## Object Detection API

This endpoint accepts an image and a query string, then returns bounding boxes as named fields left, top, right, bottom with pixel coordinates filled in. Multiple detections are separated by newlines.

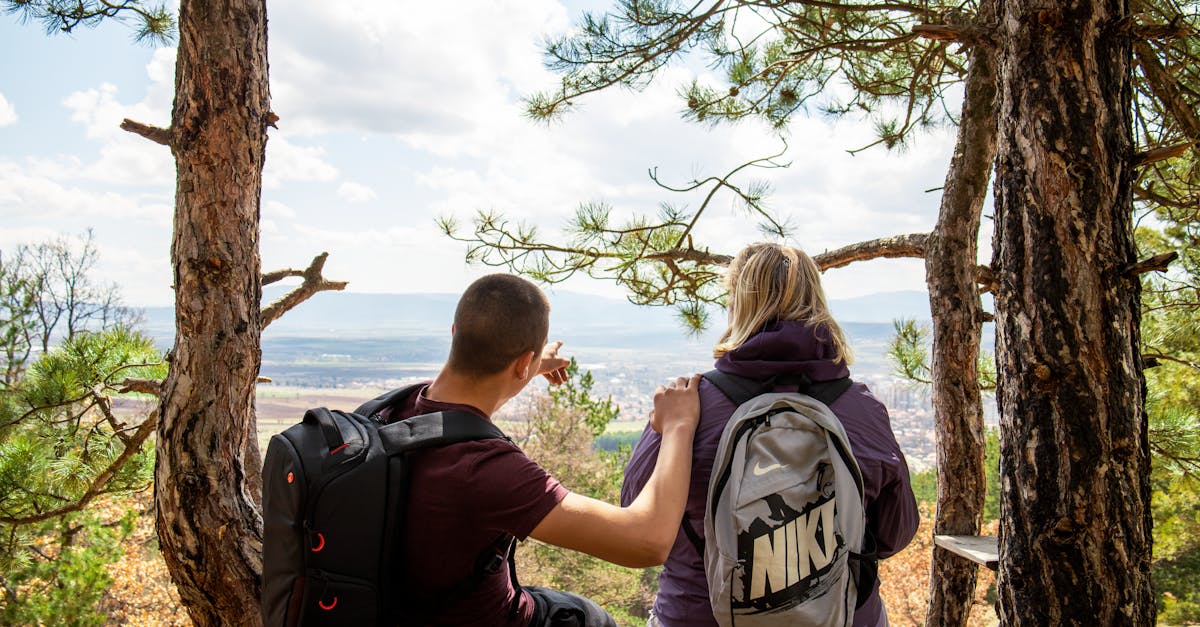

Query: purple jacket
left=620, top=320, right=919, bottom=627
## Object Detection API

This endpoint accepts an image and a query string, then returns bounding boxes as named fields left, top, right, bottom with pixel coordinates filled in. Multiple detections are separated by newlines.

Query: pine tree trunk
left=155, top=0, right=269, bottom=624
left=992, top=0, right=1153, bottom=623
left=924, top=29, right=998, bottom=627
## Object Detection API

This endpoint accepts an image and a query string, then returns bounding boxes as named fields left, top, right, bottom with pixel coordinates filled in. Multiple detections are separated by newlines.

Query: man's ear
left=512, top=350, right=536, bottom=381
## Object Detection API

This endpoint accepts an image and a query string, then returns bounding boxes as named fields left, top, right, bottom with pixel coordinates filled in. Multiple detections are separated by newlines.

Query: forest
left=2, top=0, right=1199, bottom=625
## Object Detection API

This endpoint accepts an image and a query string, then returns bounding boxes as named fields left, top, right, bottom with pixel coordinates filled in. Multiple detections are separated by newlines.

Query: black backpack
left=260, top=384, right=517, bottom=626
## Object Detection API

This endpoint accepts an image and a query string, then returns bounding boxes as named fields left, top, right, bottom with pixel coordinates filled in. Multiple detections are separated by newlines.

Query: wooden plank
left=934, top=534, right=999, bottom=571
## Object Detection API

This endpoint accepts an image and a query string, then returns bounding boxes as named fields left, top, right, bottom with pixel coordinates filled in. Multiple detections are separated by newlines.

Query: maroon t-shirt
left=386, top=385, right=568, bottom=627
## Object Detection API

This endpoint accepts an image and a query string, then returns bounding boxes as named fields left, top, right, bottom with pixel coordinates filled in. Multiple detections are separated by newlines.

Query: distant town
left=143, top=289, right=999, bottom=472
left=249, top=338, right=997, bottom=473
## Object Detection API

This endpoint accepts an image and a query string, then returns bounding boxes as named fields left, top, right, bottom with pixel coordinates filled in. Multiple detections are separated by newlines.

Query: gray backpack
left=697, top=371, right=877, bottom=627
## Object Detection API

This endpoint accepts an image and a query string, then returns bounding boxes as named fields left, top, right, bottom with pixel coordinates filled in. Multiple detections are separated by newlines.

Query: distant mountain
left=829, top=291, right=933, bottom=323
left=140, top=288, right=934, bottom=349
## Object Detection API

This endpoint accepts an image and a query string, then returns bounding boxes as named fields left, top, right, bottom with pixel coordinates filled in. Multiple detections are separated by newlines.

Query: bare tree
left=0, top=232, right=138, bottom=384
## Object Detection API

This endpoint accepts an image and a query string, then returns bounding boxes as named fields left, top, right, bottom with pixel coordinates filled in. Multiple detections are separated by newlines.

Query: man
left=381, top=273, right=701, bottom=626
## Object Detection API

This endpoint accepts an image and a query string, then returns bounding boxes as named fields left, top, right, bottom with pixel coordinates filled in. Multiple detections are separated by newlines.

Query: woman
left=621, top=242, right=919, bottom=627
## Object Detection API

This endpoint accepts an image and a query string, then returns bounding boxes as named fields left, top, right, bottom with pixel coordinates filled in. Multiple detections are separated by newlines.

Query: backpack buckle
left=481, top=550, right=507, bottom=575
left=476, top=535, right=514, bottom=576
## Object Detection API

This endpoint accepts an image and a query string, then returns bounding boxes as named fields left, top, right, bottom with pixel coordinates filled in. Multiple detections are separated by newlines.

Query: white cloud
left=269, top=221, right=493, bottom=295
left=337, top=181, right=378, bottom=203
left=264, top=137, right=339, bottom=188
left=268, top=0, right=568, bottom=145
left=91, top=240, right=172, bottom=306
left=2, top=0, right=969, bottom=307
left=264, top=200, right=298, bottom=219
left=0, top=159, right=172, bottom=226
left=60, top=47, right=177, bottom=187
left=0, top=92, right=16, bottom=127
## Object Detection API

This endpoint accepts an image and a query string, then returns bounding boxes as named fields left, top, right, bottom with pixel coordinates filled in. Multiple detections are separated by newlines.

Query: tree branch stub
left=912, top=23, right=995, bottom=47
left=261, top=252, right=349, bottom=328
left=1125, top=251, right=1179, bottom=276
left=1133, top=142, right=1194, bottom=166
left=120, top=118, right=172, bottom=147
left=118, top=377, right=164, bottom=396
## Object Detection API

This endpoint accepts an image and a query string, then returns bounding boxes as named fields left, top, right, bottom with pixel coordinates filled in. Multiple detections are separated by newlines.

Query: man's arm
left=529, top=374, right=701, bottom=568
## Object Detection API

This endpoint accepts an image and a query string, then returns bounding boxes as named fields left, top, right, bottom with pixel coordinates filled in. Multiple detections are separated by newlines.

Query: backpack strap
left=849, top=531, right=880, bottom=609
left=377, top=407, right=514, bottom=625
left=378, top=409, right=509, bottom=452
left=681, top=512, right=706, bottom=555
left=354, top=382, right=427, bottom=419
left=701, top=370, right=769, bottom=406
left=702, top=369, right=853, bottom=408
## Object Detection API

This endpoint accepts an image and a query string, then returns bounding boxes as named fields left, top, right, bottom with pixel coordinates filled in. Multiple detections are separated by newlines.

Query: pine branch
left=91, top=387, right=131, bottom=444
left=261, top=252, right=348, bottom=328
left=1134, top=41, right=1200, bottom=141
left=6, top=0, right=175, bottom=43
left=1134, top=184, right=1197, bottom=209
left=1144, top=352, right=1200, bottom=370
left=644, top=248, right=734, bottom=265
left=528, top=0, right=728, bottom=120
left=0, top=409, right=156, bottom=526
left=1135, top=23, right=1193, bottom=40
left=1, top=392, right=91, bottom=429
left=1133, top=142, right=1194, bottom=166
left=812, top=232, right=930, bottom=270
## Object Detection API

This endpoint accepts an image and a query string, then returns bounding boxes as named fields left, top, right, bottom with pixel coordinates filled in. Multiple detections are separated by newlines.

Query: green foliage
left=1154, top=535, right=1200, bottom=624
left=1137, top=198, right=1200, bottom=622
left=0, top=509, right=137, bottom=626
left=1153, top=457, right=1200, bottom=622
left=0, top=235, right=163, bottom=624
left=909, top=429, right=1000, bottom=521
left=548, top=357, right=620, bottom=437
left=886, top=319, right=932, bottom=385
left=908, top=461, right=936, bottom=505
left=517, top=365, right=654, bottom=623
left=887, top=318, right=996, bottom=391
left=982, top=429, right=1000, bottom=521
left=595, top=430, right=642, bottom=453
left=528, top=0, right=964, bottom=147
left=0, top=327, right=161, bottom=575
left=3, top=0, right=175, bottom=44
left=0, top=328, right=160, bottom=624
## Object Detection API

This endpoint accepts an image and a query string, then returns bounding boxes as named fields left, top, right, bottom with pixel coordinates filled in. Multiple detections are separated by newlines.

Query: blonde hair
left=714, top=242, right=853, bottom=365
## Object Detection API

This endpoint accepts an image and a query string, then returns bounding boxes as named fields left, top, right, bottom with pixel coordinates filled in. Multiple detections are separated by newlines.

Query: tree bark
left=992, top=0, right=1153, bottom=623
left=923, top=16, right=998, bottom=626
left=155, top=0, right=269, bottom=624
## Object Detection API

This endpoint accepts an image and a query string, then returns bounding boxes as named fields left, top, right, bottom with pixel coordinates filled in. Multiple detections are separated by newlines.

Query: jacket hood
left=715, top=319, right=850, bottom=382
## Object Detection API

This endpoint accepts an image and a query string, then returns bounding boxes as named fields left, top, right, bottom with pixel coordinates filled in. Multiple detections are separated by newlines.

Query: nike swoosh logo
left=753, top=462, right=786, bottom=476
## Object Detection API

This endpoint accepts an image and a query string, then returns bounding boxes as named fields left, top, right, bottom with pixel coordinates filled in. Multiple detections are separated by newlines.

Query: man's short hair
left=447, top=274, right=550, bottom=377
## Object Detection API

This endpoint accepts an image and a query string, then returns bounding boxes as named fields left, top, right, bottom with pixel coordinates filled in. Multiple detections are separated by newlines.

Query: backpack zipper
left=709, top=415, right=768, bottom=516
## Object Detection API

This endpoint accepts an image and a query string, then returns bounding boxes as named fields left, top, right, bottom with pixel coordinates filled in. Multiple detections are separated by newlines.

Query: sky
left=0, top=0, right=982, bottom=308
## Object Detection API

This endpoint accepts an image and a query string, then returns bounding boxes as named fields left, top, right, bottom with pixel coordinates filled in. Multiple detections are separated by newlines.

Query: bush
left=0, top=328, right=162, bottom=624
left=511, top=363, right=655, bottom=625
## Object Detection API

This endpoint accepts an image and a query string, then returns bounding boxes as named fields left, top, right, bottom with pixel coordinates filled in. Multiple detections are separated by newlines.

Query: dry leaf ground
left=96, top=491, right=997, bottom=626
